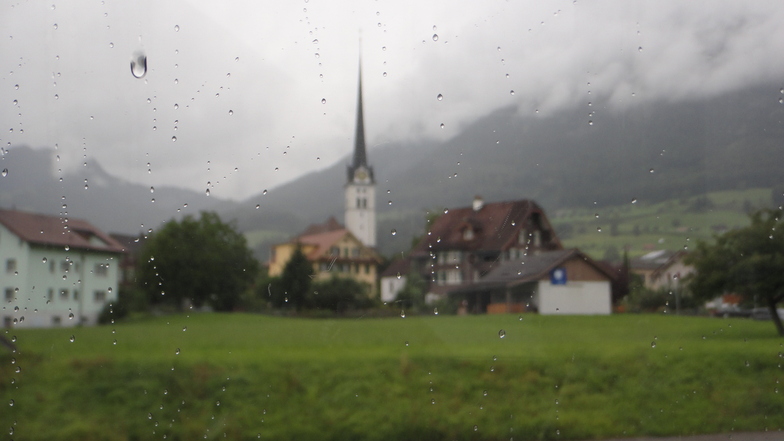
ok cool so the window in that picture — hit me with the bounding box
[5,259,16,273]
[2,2,780,439]
[4,288,13,302]
[94,263,108,277]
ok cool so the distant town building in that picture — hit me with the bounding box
[630,250,693,291]
[344,65,376,248]
[268,218,382,296]
[0,209,124,328]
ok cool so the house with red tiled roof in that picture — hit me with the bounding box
[0,209,124,328]
[269,219,382,296]
[395,197,613,314]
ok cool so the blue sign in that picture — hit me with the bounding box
[550,267,567,285]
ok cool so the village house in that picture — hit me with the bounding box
[0,209,124,328]
[630,250,693,291]
[386,197,614,314]
[268,218,382,296]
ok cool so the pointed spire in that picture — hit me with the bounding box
[352,63,367,169]
[347,59,374,183]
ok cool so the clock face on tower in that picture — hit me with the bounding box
[354,168,369,183]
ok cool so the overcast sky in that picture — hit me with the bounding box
[1,0,783,201]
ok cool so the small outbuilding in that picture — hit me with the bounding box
[449,249,614,315]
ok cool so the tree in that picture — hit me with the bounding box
[137,212,258,311]
[685,209,784,336]
[274,245,312,311]
[309,276,371,312]
[395,271,427,313]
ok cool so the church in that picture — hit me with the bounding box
[268,67,381,295]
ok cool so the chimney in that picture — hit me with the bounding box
[472,195,484,212]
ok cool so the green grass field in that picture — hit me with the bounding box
[2,313,783,440]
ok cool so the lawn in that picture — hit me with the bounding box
[2,313,783,440]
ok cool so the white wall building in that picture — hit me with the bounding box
[0,209,124,328]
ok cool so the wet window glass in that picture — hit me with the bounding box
[2,1,784,440]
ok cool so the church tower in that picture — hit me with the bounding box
[345,65,376,248]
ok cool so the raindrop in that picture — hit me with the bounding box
[391,229,397,236]
[228,110,233,115]
[588,120,593,126]
[54,94,59,100]
[174,103,179,110]
[130,52,147,78]
[174,25,180,32]
[69,335,75,342]
[150,186,154,193]
[400,310,406,318]
[473,425,478,432]
[205,188,210,196]
[597,227,602,232]
[1,169,7,177]
[109,42,114,48]
[510,90,515,96]
[483,390,488,397]
[182,326,187,332]
[651,341,656,348]
[434,307,438,315]
[436,93,443,101]
[53,23,58,30]
[638,46,643,52]
[649,168,654,173]
[255,204,260,209]
[68,312,74,320]
[498,329,506,339]
[432,34,438,41]
[8,400,13,407]
[321,98,326,104]
[440,123,445,129]
[175,348,180,355]
[631,198,638,204]
[171,136,177,142]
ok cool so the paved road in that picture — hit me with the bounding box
[581,433,782,441]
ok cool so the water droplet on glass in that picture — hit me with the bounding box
[321,98,326,104]
[638,46,643,52]
[228,110,233,115]
[400,310,406,318]
[631,198,637,204]
[436,93,443,101]
[69,335,75,342]
[651,341,656,348]
[175,348,180,355]
[171,136,177,142]
[130,52,147,78]
[8,400,13,407]
[473,425,478,432]
[432,34,438,41]
[510,90,515,95]
[391,229,397,236]
[649,168,655,173]
[174,25,180,32]
[68,312,74,320]
[1,169,7,177]
[498,329,506,338]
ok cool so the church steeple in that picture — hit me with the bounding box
[344,61,376,248]
[347,64,374,184]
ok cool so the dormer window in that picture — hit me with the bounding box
[518,229,527,244]
[463,228,474,240]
